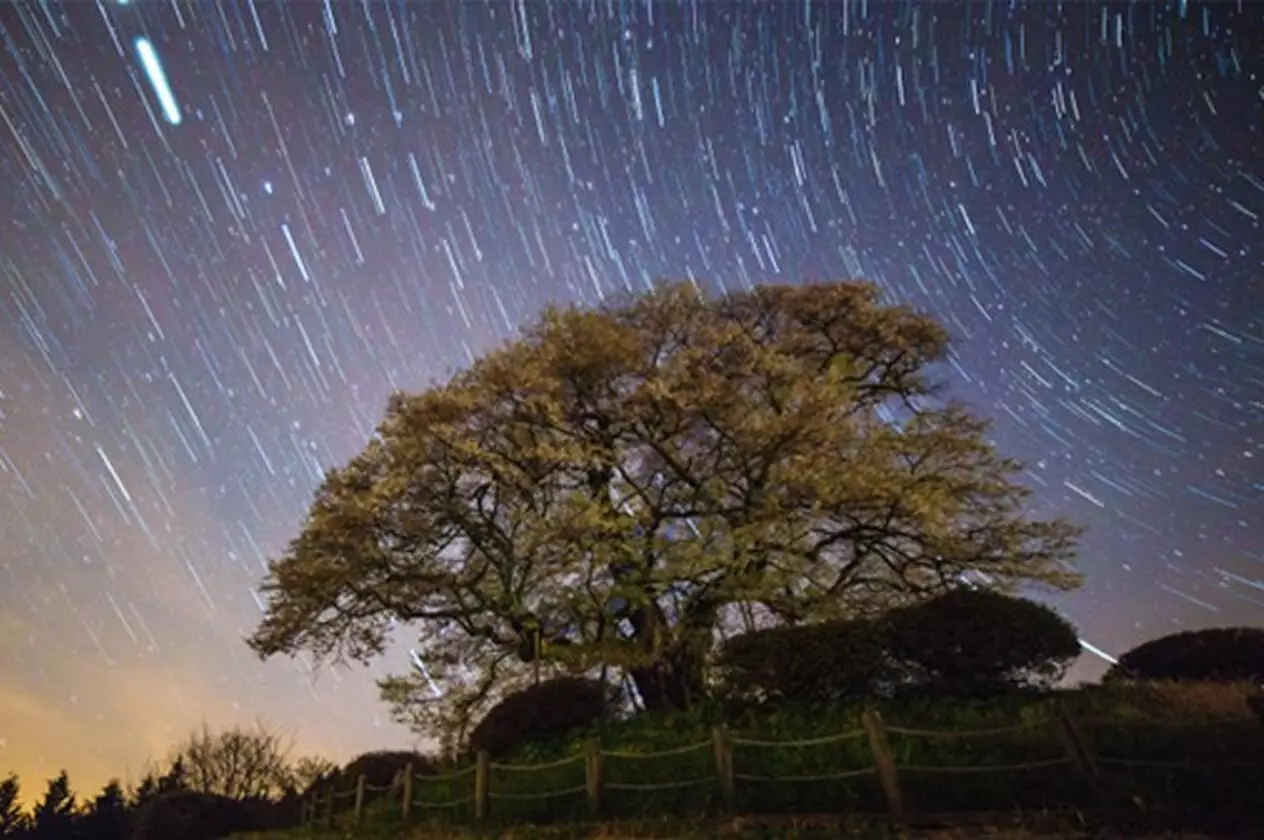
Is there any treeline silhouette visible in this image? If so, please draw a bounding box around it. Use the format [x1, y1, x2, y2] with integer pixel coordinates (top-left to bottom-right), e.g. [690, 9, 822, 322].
[0, 750, 300, 840]
[0, 721, 445, 840]
[0, 722, 355, 840]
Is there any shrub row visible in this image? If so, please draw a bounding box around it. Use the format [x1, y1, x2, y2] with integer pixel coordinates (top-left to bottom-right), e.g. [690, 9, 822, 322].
[716, 588, 1082, 705]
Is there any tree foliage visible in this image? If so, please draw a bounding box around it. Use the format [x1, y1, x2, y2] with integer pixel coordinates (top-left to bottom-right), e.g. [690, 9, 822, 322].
[885, 588, 1082, 692]
[717, 617, 896, 705]
[176, 722, 292, 801]
[470, 678, 613, 759]
[129, 755, 188, 811]
[0, 774, 25, 837]
[1107, 627, 1264, 684]
[28, 772, 75, 840]
[248, 280, 1080, 739]
[80, 780, 130, 840]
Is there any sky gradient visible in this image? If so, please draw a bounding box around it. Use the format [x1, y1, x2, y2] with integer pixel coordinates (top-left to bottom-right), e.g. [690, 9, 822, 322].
[0, 0, 1260, 803]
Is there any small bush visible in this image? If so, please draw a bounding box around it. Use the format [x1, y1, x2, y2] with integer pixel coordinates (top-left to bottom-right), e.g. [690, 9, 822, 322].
[886, 588, 1081, 694]
[1106, 626, 1264, 684]
[327, 749, 436, 806]
[470, 677, 613, 759]
[716, 618, 894, 705]
[131, 790, 283, 840]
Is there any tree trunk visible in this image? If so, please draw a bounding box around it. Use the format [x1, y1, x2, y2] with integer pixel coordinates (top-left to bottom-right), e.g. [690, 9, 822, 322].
[628, 653, 705, 712]
[620, 580, 716, 713]
[629, 664, 674, 712]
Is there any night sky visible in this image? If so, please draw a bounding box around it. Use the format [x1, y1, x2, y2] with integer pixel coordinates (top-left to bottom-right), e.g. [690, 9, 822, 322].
[0, 0, 1260, 801]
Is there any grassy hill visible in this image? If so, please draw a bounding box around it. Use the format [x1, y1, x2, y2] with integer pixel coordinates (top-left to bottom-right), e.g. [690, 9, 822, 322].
[237, 680, 1263, 839]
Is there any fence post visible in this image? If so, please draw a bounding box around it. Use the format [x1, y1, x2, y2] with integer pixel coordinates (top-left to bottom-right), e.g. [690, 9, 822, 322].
[584, 737, 603, 817]
[474, 750, 490, 821]
[712, 725, 735, 810]
[861, 709, 904, 822]
[353, 772, 366, 826]
[324, 782, 336, 828]
[1053, 703, 1106, 804]
[401, 762, 413, 821]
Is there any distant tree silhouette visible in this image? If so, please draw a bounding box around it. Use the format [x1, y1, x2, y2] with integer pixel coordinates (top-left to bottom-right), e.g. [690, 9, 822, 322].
[28, 771, 77, 840]
[0, 774, 26, 837]
[130, 754, 188, 811]
[158, 756, 188, 796]
[284, 756, 337, 797]
[80, 780, 129, 840]
[129, 773, 158, 811]
[177, 722, 292, 801]
[1107, 627, 1264, 684]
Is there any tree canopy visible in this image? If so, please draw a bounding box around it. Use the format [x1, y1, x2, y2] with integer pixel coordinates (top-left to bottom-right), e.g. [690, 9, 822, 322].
[248, 280, 1081, 743]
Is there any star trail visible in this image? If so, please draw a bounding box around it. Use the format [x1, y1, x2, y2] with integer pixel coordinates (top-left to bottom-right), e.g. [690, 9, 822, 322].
[0, 0, 1260, 800]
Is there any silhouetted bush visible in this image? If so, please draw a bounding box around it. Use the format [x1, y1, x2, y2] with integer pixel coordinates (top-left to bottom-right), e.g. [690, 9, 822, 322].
[886, 588, 1081, 694]
[1106, 627, 1264, 684]
[716, 618, 895, 705]
[131, 790, 285, 840]
[324, 750, 436, 807]
[470, 678, 612, 759]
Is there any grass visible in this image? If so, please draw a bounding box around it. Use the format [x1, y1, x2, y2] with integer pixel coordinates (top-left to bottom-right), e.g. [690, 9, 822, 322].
[235, 681, 1264, 838]
[230, 812, 1236, 839]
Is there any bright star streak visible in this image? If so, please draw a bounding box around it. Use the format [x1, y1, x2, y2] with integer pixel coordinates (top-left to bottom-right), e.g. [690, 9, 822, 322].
[134, 37, 182, 126]
[1079, 639, 1118, 665]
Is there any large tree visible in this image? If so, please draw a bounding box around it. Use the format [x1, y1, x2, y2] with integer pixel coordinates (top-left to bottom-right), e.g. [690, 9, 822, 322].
[249, 281, 1080, 740]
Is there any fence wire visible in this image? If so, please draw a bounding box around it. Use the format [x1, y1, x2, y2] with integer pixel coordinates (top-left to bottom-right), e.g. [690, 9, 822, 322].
[732, 728, 867, 748]
[301, 710, 1264, 829]
[603, 739, 712, 759]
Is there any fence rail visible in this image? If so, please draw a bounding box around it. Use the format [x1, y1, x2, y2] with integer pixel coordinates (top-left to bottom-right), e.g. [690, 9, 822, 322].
[299, 705, 1264, 830]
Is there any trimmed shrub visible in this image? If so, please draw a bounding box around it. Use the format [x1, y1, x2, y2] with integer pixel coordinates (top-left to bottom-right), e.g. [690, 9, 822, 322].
[1106, 627, 1264, 684]
[470, 677, 613, 759]
[327, 750, 435, 805]
[716, 618, 895, 705]
[886, 588, 1081, 693]
[131, 790, 284, 840]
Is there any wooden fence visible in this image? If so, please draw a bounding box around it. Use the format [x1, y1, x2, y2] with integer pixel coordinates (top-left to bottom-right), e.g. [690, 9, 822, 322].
[299, 706, 1264, 829]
